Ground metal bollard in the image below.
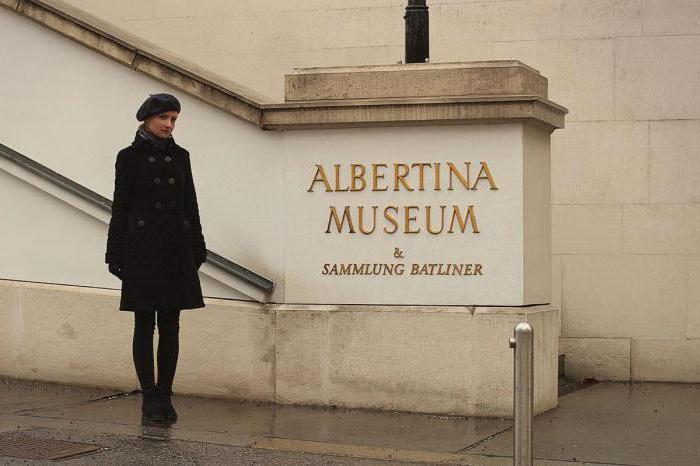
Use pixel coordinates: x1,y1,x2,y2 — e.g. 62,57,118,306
509,322,534,466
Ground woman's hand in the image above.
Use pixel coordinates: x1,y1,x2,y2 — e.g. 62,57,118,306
108,262,123,279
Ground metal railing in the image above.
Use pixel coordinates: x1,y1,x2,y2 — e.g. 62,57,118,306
509,322,534,466
0,141,274,293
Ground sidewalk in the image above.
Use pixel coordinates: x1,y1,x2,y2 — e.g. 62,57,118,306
1,377,699,465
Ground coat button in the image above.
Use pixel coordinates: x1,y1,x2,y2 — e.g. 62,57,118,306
169,200,176,207
165,156,172,162
148,156,156,162
137,219,145,226
155,201,162,208
183,219,190,226
154,177,161,184
168,177,175,184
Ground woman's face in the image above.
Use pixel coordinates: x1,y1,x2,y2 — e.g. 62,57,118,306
146,111,179,138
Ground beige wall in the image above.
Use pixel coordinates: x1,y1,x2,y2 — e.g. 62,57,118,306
0,8,554,308
56,0,700,382
0,279,559,416
0,8,287,303
0,279,275,399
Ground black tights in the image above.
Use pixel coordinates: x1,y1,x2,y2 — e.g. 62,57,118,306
132,310,181,392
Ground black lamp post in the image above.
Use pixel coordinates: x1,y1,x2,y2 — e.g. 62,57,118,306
404,0,429,63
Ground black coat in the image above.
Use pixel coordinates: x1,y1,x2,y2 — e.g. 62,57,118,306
105,134,206,311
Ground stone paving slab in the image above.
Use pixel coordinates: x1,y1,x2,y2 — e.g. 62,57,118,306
0,378,118,414
22,391,511,453
469,382,700,465
1,378,699,465
0,427,417,465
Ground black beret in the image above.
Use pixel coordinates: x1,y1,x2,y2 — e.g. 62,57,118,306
136,93,181,121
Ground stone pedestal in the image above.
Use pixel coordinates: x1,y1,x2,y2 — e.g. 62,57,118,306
275,304,560,416
275,61,566,416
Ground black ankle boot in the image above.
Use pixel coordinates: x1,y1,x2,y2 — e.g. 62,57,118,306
141,387,165,423
156,384,177,422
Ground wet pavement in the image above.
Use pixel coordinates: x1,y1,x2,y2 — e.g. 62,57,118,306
1,377,699,465
472,382,700,465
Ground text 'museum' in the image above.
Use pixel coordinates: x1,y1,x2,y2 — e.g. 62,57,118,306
307,161,499,235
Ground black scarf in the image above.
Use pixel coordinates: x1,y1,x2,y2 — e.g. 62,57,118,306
135,122,175,151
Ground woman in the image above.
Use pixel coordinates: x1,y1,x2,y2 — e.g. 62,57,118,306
105,93,207,424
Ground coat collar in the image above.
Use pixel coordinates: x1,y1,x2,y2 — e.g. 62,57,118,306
131,132,184,152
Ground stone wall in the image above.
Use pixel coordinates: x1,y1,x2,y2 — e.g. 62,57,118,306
0,279,559,416
26,0,700,381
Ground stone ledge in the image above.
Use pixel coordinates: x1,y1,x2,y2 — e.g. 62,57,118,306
261,96,566,131
7,0,267,127
2,0,568,132
18,0,136,66
285,60,549,101
0,0,19,10
131,53,263,126
270,303,555,315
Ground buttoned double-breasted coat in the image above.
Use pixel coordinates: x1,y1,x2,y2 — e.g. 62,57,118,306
105,133,207,311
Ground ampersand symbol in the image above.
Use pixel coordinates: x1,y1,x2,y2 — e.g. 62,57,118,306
394,247,404,259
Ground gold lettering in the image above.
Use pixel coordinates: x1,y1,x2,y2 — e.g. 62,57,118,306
334,164,349,192
447,161,471,190
372,163,388,191
325,206,355,233
350,164,367,191
448,205,480,233
472,161,498,190
383,206,399,234
394,163,413,191
307,164,332,192
404,205,420,233
425,205,446,234
411,163,432,191
320,263,484,276
358,205,378,234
